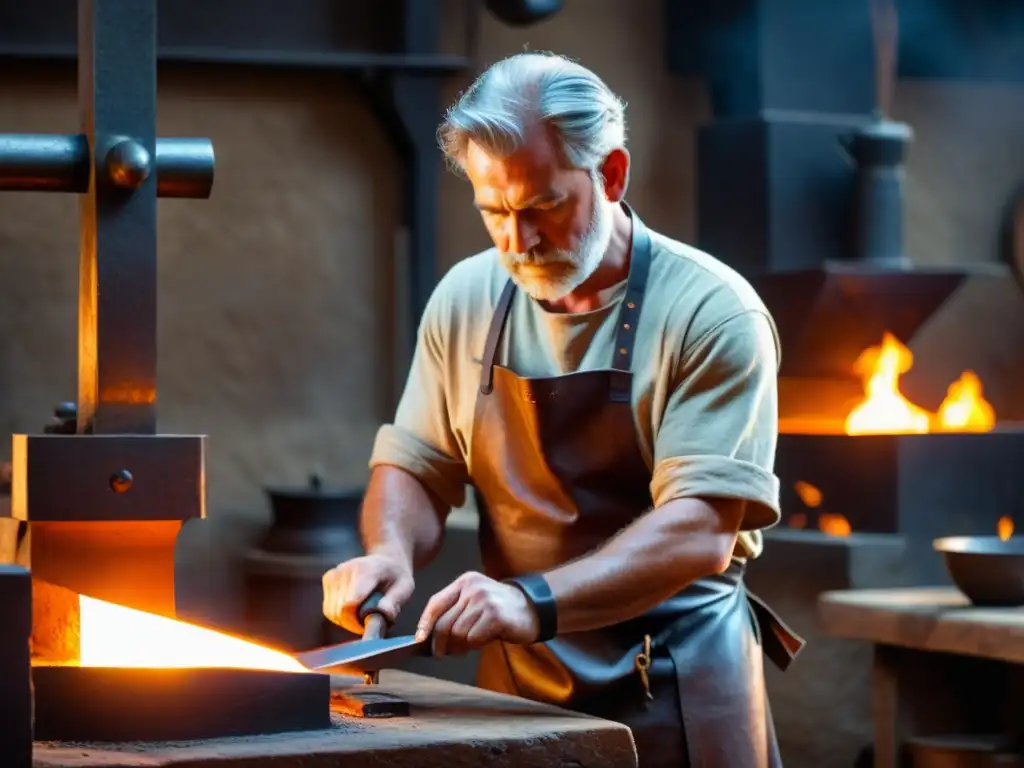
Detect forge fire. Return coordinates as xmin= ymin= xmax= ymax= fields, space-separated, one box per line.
xmin=775 ymin=334 xmax=1014 ymax=542
xmin=782 ymin=332 xmax=996 ymax=438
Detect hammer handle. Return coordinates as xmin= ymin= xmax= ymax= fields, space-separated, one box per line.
xmin=358 ymin=591 xmax=389 ymax=641
xmin=358 ymin=591 xmax=389 ymax=685
xmin=362 ymin=612 xmax=388 ymax=641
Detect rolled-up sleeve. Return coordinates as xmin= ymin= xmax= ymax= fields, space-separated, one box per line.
xmin=650 ymin=309 xmax=781 ymax=531
xmin=369 ymin=285 xmax=469 ymax=510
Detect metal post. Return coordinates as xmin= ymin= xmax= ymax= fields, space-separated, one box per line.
xmin=78 ymin=0 xmax=159 ymax=435
xmin=357 ymin=0 xmax=447 ymax=403
xmin=400 ymin=0 xmax=443 ymax=329
xmin=0 ymin=564 xmax=32 ymax=766
xmin=0 ymin=0 xmax=214 ymax=629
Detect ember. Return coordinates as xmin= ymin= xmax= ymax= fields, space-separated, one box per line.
xmin=791 ymin=481 xmax=852 ymax=537
xmin=77 ymin=595 xmax=306 ymax=672
xmin=818 ymin=513 xmax=852 ymax=538
xmin=793 ymin=481 xmax=822 ymax=508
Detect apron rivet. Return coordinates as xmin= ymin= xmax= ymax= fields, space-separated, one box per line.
xmin=619 ymin=347 xmax=628 ymax=355
xmin=623 ymin=323 xmax=631 ymax=330
xmin=627 ymin=301 xmax=636 ymax=309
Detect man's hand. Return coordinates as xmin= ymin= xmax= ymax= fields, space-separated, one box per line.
xmin=322 ymin=552 xmax=414 ymax=635
xmin=416 ymin=572 xmax=540 ymax=656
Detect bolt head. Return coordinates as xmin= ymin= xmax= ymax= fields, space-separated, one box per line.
xmin=106 ymin=139 xmax=152 ymax=189
xmin=109 ymin=469 xmax=134 ymax=494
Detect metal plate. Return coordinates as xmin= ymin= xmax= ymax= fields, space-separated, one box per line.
xmin=32 ymin=666 xmax=331 ymax=742
xmin=10 ymin=434 xmax=205 ymax=523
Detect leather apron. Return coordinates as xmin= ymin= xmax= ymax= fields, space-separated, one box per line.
xmin=468 ymin=209 xmax=805 ymax=767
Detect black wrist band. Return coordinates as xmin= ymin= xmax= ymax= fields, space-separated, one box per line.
xmin=504 ymin=573 xmax=558 ymax=642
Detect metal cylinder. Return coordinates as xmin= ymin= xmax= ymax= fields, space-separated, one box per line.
xmin=848 ymin=119 xmax=914 ymax=267
xmin=0 ymin=133 xmax=214 ymax=199
xmin=154 ymin=138 xmax=216 ymax=199
xmin=0 ymin=133 xmax=90 ymax=193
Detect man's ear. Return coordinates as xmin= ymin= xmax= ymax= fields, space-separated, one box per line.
xmin=599 ymin=148 xmax=630 ymax=203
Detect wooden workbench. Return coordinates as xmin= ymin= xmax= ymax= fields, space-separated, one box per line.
xmin=32 ymin=670 xmax=638 ymax=768
xmin=819 ymin=587 xmax=1024 ymax=768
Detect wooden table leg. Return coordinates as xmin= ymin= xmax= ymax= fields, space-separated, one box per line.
xmin=872 ymin=644 xmax=902 ymax=768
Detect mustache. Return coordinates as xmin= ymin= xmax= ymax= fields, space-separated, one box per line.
xmin=503 ymin=249 xmax=571 ymax=266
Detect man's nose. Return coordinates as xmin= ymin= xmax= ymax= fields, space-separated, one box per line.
xmin=505 ymin=214 xmax=539 ymax=254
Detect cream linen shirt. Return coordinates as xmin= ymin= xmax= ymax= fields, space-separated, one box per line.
xmin=369 ymin=229 xmax=781 ymax=558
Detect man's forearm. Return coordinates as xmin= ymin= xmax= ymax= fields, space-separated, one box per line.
xmin=542 ymin=497 xmax=745 ymax=635
xmin=360 ymin=465 xmax=449 ymax=570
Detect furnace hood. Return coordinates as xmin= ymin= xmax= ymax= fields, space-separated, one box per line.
xmin=696 ymin=114 xmax=1012 ymax=380
xmin=753 ymin=261 xmax=1009 ymax=380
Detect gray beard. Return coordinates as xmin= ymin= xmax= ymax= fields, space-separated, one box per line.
xmin=500 ymin=182 xmax=614 ymax=303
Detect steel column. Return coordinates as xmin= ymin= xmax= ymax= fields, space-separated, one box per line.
xmin=357 ymin=0 xmax=455 ymax=390
xmin=78 ymin=0 xmax=160 ymax=435
xmin=400 ymin=0 xmax=444 ymax=327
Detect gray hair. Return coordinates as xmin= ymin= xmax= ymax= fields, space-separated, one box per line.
xmin=438 ymin=52 xmax=627 ymax=175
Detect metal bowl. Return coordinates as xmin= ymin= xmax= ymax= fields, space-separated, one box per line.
xmin=933 ymin=536 xmax=1024 ymax=607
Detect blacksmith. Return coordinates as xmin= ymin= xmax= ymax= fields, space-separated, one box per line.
xmin=324 ymin=52 xmax=802 ymax=767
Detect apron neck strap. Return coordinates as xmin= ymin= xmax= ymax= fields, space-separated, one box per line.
xmin=610 ymin=206 xmax=653 ymax=374
xmin=478 ymin=203 xmax=653 ymax=396
xmin=479 ymin=278 xmax=517 ymax=395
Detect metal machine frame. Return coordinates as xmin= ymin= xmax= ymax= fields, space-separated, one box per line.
xmin=0 ymin=0 xmax=214 ymax=651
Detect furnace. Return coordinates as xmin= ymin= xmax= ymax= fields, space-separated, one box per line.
xmin=671 ymin=1 xmax=1024 ymax=763
xmin=0 ymin=0 xmax=331 ymax=752
xmin=689 ymin=0 xmax=1024 ymax=558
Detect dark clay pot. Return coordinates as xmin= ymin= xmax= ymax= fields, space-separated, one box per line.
xmin=243 ymin=475 xmax=365 ymax=652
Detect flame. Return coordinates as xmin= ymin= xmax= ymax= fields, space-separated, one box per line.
xmin=845 ymin=333 xmax=931 ymax=435
xmin=936 ymin=371 xmax=995 ymax=432
xmin=998 ymin=516 xmax=1014 ymax=542
xmin=844 ymin=334 xmax=995 ymax=435
xmin=78 ymin=595 xmax=307 ymax=672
